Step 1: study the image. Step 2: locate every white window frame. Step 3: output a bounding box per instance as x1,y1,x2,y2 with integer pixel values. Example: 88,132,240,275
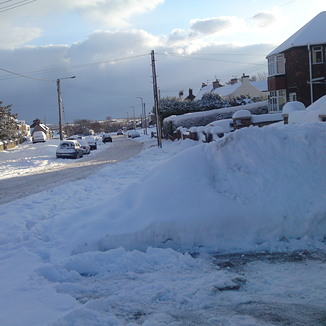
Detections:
268,89,287,112
312,46,323,64
268,54,285,76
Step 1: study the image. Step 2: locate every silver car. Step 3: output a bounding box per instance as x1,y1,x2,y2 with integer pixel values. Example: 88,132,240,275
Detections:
56,140,83,159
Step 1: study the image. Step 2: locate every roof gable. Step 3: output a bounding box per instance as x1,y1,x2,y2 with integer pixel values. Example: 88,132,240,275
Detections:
267,11,326,57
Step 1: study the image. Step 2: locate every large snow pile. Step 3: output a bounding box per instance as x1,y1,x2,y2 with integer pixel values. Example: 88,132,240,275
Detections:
55,123,326,255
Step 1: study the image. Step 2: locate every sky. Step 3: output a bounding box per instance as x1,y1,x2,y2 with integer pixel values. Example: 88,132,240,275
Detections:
0,0,326,124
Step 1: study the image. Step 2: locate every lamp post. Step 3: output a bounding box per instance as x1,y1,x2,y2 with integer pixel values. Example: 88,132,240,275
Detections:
136,96,147,135
56,76,76,140
130,106,135,128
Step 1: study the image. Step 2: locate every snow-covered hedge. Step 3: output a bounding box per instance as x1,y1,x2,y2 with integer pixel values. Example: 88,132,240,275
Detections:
162,101,268,136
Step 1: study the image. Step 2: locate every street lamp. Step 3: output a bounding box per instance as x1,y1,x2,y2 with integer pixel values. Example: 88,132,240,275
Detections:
56,76,76,140
130,106,135,128
136,96,147,135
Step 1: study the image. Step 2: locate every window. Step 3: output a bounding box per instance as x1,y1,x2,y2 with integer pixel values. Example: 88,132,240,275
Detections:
312,46,323,64
268,90,287,112
268,54,285,76
268,57,275,76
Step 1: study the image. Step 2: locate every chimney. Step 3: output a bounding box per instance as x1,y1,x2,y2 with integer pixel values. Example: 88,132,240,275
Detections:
230,78,238,85
241,73,250,84
212,79,222,89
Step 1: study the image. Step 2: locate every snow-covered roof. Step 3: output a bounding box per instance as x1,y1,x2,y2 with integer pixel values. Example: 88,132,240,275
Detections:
214,83,241,97
251,80,268,92
267,11,326,57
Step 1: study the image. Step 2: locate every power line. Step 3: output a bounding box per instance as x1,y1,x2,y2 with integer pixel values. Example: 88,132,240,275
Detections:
156,52,266,67
0,53,149,81
0,0,37,13
0,66,54,82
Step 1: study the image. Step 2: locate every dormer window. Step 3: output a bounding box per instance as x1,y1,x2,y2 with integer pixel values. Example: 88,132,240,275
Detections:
268,54,285,76
312,46,323,64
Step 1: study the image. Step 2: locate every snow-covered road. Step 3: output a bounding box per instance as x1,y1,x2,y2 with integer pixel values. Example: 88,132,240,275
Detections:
0,136,143,204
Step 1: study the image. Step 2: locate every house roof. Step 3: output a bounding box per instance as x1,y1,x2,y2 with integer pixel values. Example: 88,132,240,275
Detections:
197,78,267,99
267,11,326,57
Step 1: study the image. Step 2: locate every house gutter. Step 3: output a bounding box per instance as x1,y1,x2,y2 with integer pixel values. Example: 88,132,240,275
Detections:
308,44,314,104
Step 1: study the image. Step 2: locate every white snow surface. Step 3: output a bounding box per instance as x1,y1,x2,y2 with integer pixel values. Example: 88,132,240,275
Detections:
0,120,326,325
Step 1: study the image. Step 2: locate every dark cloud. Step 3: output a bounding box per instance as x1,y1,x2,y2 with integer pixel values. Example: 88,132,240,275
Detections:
0,30,272,124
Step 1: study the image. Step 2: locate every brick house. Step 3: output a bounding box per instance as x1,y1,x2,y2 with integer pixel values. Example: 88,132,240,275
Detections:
266,11,326,112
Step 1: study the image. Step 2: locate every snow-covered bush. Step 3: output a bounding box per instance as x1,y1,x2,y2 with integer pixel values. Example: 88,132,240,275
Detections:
198,93,230,110
158,97,199,121
162,101,268,137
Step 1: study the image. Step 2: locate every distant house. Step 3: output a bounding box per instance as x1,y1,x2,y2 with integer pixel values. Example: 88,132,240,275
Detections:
17,120,31,138
184,88,196,101
30,119,52,139
197,74,268,102
266,11,326,112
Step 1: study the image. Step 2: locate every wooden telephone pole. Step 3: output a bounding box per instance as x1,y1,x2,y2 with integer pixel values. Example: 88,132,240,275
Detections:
151,50,162,148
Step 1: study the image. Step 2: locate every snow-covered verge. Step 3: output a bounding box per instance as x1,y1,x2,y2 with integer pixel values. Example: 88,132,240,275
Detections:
0,122,325,325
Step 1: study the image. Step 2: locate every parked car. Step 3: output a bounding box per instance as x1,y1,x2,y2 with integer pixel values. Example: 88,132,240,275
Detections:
102,134,112,143
32,131,47,143
77,139,91,155
56,140,83,159
85,136,97,150
117,129,123,135
66,135,82,140
127,130,140,139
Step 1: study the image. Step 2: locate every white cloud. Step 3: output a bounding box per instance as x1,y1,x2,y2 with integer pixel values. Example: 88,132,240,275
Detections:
0,23,43,49
0,0,164,48
80,0,165,28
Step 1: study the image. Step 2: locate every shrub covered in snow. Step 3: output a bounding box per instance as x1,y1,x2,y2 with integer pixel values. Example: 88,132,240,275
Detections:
158,97,200,121
162,101,268,137
198,93,230,111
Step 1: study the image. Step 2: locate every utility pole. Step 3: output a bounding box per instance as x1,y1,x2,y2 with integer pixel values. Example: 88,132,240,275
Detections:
56,79,63,140
151,50,162,148
143,102,147,135
136,96,147,135
56,76,75,141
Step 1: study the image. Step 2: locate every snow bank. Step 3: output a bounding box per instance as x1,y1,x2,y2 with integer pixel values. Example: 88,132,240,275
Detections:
288,96,326,123
55,123,326,254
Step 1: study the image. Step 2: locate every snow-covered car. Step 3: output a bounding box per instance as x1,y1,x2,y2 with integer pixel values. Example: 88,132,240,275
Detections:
102,134,112,143
66,135,82,140
85,136,97,150
56,140,83,159
32,131,47,143
77,139,91,155
117,129,123,135
127,130,140,139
